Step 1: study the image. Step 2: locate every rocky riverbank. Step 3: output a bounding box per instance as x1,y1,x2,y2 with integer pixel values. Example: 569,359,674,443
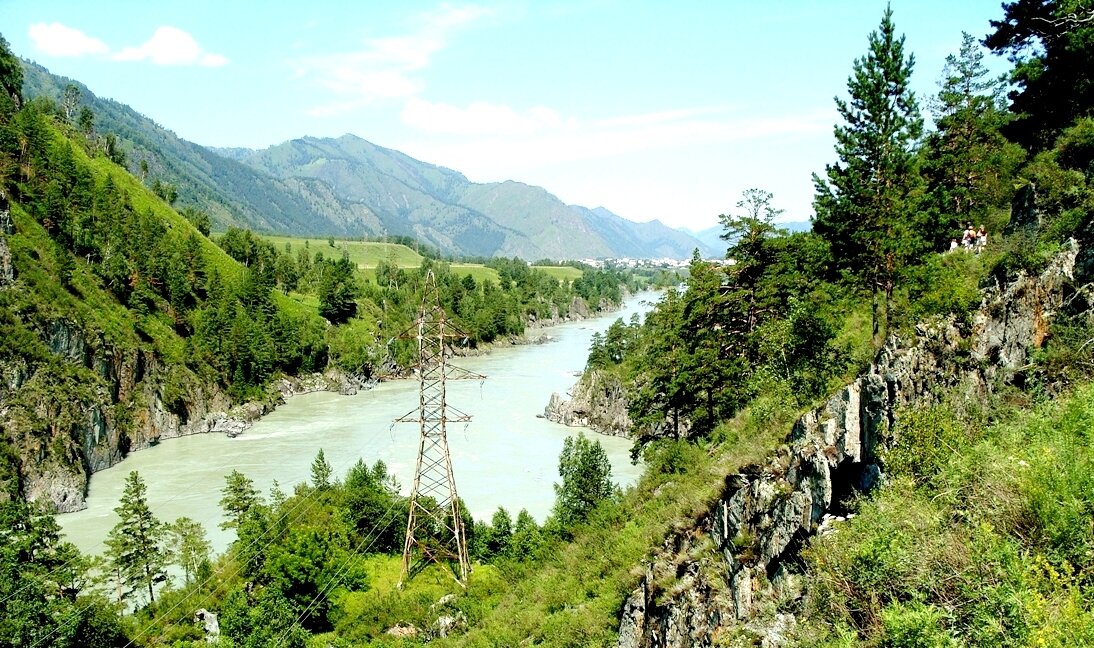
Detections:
2,287,631,513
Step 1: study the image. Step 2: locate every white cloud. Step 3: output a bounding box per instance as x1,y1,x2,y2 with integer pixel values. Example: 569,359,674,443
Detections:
28,22,109,57
114,26,228,67
27,23,226,68
300,4,492,114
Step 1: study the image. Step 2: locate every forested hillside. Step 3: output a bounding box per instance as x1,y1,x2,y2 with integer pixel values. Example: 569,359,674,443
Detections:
2,1,1094,647
20,62,385,237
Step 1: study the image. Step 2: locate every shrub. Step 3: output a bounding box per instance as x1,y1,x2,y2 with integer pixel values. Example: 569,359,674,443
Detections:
880,601,959,648
885,405,971,486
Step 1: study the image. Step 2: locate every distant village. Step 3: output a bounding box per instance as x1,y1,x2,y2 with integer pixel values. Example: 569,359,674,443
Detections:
576,256,733,269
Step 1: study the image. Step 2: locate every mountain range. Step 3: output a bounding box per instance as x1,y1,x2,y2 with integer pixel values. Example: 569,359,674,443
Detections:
24,61,714,261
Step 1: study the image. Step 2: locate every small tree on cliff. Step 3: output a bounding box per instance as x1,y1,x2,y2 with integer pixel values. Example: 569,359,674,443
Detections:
105,471,168,604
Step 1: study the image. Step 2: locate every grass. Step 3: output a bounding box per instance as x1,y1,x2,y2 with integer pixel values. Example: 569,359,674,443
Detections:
427,404,791,647
798,382,1094,647
259,235,504,286
261,236,425,269
329,556,508,645
448,264,500,285
531,266,583,282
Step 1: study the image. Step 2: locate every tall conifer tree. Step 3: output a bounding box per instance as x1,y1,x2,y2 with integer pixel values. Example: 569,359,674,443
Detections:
105,471,168,604
922,33,1024,240
813,6,923,337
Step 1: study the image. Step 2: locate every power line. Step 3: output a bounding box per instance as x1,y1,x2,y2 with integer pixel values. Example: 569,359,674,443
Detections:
273,502,406,646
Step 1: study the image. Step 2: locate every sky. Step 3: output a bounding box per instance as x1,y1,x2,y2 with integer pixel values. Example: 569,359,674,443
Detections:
1,1,1013,232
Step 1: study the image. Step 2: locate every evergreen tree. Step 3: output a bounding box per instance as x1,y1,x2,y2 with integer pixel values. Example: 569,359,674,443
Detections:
166,517,211,585
105,471,168,604
985,0,1094,149
551,433,614,533
77,106,94,136
629,287,690,444
318,256,360,323
719,188,786,336
311,448,332,490
813,6,924,338
921,32,1024,240
220,469,262,531
487,506,513,556
0,33,22,112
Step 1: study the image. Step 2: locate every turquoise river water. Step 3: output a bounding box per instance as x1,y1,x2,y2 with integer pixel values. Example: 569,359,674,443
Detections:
58,292,659,558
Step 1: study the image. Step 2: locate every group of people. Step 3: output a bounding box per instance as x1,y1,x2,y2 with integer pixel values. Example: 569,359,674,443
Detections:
948,224,988,254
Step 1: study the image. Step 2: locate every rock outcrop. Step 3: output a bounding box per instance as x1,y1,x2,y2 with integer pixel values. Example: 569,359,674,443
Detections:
546,366,691,440
0,235,12,288
544,369,634,437
616,241,1085,648
1,314,372,512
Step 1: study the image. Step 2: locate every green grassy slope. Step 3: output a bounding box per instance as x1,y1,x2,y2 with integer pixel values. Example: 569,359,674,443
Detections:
257,235,505,286
799,382,1094,647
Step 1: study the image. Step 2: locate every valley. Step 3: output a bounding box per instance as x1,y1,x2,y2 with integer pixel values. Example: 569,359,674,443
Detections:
57,292,656,558
2,2,1094,647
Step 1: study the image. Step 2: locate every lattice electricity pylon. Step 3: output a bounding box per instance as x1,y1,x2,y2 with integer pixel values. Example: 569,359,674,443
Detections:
397,270,483,584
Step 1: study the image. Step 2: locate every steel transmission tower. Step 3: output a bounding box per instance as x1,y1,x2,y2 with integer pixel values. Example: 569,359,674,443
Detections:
397,270,482,584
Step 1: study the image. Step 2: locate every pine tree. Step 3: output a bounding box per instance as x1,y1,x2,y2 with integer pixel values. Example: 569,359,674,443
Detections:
311,448,332,490
985,0,1094,149
921,32,1025,240
813,5,924,338
219,469,262,531
105,471,168,604
0,33,23,113
166,517,211,585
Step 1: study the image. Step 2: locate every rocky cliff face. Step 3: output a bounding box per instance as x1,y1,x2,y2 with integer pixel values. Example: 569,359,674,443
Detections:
1,318,233,511
544,369,634,437
0,235,12,288
529,294,624,328
0,314,367,512
615,241,1087,648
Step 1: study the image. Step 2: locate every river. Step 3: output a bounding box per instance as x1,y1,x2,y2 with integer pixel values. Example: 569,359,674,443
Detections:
58,292,659,558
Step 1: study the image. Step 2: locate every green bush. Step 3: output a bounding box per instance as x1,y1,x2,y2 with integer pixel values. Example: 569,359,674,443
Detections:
880,601,959,648
885,405,972,486
903,251,985,325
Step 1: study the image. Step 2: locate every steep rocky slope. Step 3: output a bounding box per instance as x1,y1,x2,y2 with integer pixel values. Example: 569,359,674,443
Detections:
615,241,1089,647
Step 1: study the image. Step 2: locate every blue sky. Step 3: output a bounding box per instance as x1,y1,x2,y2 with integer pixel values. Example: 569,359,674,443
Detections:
1,1,1011,231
